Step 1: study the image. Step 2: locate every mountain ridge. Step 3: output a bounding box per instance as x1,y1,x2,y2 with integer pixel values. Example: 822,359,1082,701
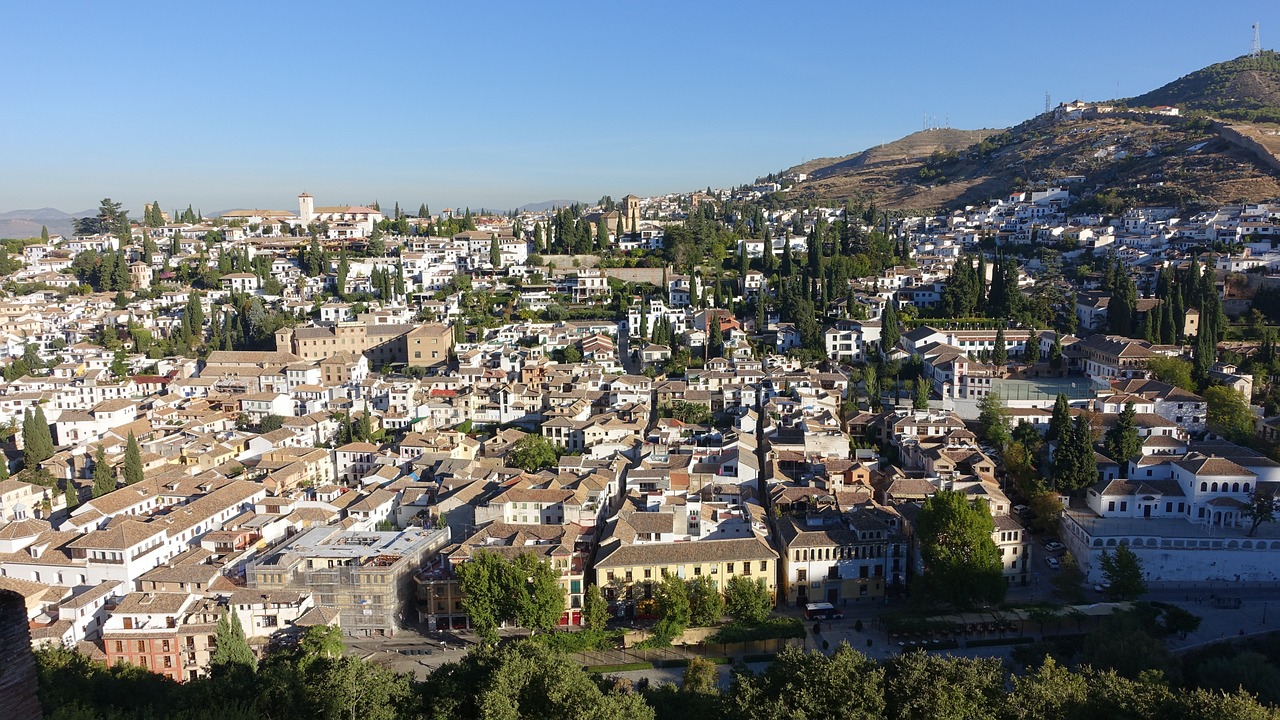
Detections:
770,52,1280,212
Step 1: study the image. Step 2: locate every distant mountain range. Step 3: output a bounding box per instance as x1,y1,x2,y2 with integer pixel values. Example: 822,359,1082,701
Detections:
0,208,95,241
516,199,584,212
776,52,1280,212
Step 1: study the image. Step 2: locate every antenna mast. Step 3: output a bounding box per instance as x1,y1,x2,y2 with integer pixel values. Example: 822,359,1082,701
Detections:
1044,92,1051,114
1252,22,1261,57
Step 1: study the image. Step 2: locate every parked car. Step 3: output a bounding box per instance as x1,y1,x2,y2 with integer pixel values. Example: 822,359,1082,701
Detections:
1093,582,1110,593
1013,504,1031,516
1045,556,1061,569
1043,540,1065,553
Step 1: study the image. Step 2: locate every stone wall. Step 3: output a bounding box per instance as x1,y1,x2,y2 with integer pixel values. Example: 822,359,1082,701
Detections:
0,589,43,720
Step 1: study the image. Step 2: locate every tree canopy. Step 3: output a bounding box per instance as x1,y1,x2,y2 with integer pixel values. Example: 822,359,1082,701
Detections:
915,489,1005,607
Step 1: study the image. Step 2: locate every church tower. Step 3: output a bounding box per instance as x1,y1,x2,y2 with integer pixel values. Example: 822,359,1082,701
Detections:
298,192,315,225
622,194,640,235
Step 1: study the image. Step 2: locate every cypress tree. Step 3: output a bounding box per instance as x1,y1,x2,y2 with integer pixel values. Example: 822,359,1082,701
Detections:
1025,331,1041,364
1104,402,1142,476
881,300,900,355
123,432,143,485
64,481,78,508
22,406,55,469
1047,393,1071,443
992,326,1007,366
91,445,116,497
1049,334,1064,370
41,225,50,242
211,611,256,673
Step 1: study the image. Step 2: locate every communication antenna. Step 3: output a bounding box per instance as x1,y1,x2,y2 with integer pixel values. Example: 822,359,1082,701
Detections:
1252,22,1261,57
923,111,927,132
1044,92,1051,114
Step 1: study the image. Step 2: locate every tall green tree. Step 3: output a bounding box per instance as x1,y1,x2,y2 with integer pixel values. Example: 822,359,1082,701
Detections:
687,575,724,627
724,575,772,624
22,406,55,469
1104,402,1142,475
1054,414,1098,492
455,551,506,644
913,376,931,410
653,571,691,641
1048,333,1064,369
1047,393,1071,443
123,432,143,485
1204,386,1253,444
512,553,566,634
880,301,900,355
211,611,256,674
1025,331,1041,364
916,489,1005,607
978,391,1011,449
1099,544,1146,601
583,583,608,631
992,326,1007,366
91,445,116,497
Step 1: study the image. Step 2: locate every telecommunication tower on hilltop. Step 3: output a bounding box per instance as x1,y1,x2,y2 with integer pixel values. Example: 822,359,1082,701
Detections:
1252,22,1261,57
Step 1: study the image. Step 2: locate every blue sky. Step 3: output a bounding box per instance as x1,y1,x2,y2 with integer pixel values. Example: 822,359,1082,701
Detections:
2,0,1277,215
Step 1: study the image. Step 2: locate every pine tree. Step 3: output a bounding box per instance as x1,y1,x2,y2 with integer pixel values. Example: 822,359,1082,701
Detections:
418,203,428,218
123,432,143,485
91,445,116,497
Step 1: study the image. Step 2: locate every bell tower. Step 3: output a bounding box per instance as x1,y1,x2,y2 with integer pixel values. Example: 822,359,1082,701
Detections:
298,192,315,225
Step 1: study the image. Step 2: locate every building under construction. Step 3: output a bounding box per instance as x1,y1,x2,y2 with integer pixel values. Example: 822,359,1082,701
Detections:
246,525,450,637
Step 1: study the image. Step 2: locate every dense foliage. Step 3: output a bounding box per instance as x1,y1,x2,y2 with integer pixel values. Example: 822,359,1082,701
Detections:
34,636,1280,720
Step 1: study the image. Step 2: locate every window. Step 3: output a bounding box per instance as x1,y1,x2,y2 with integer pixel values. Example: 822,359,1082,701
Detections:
726,563,734,574
1108,501,1115,512
693,566,702,576
760,561,768,572
1120,502,1127,511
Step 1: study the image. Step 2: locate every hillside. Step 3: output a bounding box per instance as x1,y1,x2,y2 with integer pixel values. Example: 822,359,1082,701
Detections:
0,208,90,240
1127,50,1280,122
789,128,1001,181
780,112,1280,212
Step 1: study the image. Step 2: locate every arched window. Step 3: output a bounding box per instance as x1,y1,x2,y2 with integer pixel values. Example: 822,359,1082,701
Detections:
1201,482,1208,491
1245,484,1251,493
1211,483,1219,492
1232,483,1240,493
